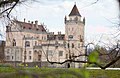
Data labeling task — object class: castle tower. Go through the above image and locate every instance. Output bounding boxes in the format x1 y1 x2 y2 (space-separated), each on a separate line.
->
65 4 85 67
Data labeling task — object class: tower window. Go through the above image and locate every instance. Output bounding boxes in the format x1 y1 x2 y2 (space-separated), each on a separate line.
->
59 51 63 56
75 17 78 21
13 39 16 46
69 35 73 39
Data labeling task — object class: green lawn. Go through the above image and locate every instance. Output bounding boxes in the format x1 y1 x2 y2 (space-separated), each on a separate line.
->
0 67 120 78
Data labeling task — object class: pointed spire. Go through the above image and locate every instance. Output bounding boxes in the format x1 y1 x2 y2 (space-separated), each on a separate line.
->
64 15 67 23
69 4 81 16
83 17 85 25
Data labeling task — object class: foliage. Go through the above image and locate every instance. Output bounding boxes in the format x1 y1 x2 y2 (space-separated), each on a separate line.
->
88 50 99 63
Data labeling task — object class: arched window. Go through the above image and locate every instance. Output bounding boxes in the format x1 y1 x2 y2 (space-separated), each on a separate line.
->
75 16 78 21
13 39 16 46
25 41 30 47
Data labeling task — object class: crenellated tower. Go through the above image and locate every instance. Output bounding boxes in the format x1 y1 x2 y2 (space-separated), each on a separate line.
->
65 4 85 67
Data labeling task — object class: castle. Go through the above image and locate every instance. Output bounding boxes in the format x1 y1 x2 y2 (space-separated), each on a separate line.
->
4 4 85 68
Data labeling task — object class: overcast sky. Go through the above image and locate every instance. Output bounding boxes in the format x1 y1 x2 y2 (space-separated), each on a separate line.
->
0 0 119 44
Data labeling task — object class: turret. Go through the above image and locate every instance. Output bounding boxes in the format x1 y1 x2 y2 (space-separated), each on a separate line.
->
64 3 85 67
65 4 83 24
83 17 85 25
64 16 67 24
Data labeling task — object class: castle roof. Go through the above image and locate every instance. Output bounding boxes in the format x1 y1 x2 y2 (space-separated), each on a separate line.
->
14 20 46 32
69 4 81 16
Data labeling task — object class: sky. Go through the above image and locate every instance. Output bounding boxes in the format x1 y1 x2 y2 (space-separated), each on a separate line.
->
0 0 119 44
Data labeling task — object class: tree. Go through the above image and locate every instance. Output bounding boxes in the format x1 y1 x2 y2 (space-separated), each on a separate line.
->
0 0 37 19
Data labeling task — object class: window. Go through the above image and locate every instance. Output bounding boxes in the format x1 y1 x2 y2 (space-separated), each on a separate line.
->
72 43 74 48
38 55 41 61
29 56 31 60
29 51 31 54
23 27 25 29
34 50 37 53
66 54 68 59
47 50 53 56
6 56 10 60
78 43 80 48
69 35 73 39
24 56 26 60
13 39 16 46
29 27 31 29
12 56 14 59
80 35 83 42
7 49 10 54
25 41 30 47
81 43 84 47
59 51 63 56
44 36 46 40
24 51 26 54
35 41 37 46
16 49 19 54
42 36 43 40
75 16 78 21
67 43 70 48
63 42 66 48
27 34 30 37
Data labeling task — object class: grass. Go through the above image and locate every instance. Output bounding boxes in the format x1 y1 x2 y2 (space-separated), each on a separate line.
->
0 67 120 78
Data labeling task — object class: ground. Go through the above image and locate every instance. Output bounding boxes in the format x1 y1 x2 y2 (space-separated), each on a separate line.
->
0 67 120 78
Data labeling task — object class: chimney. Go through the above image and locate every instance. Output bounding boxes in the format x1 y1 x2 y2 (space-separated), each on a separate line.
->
35 20 38 28
31 21 33 24
24 18 25 22
31 21 34 28
58 32 59 35
58 31 61 35
28 21 30 23
59 31 61 34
